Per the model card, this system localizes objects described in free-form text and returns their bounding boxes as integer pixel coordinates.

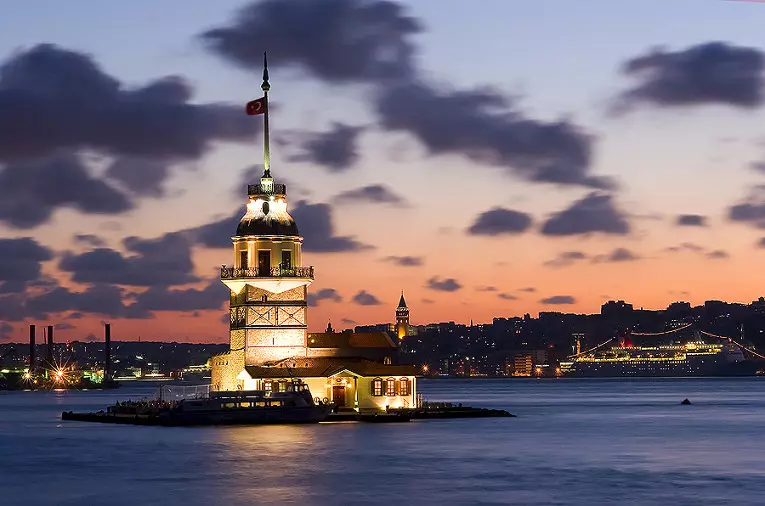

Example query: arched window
[399,378,410,396]
[261,294,268,302]
[371,377,383,396]
[386,377,396,396]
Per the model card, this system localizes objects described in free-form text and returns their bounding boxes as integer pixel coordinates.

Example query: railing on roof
[248,183,286,196]
[220,266,314,280]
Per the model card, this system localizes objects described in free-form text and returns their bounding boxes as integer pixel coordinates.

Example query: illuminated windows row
[371,377,411,397]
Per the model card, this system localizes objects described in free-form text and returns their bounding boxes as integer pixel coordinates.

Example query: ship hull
[161,404,334,426]
[567,358,757,378]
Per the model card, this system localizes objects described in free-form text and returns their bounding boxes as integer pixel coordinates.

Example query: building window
[371,377,383,396]
[239,250,248,269]
[399,378,410,396]
[386,377,396,396]
[263,381,272,392]
[281,250,292,270]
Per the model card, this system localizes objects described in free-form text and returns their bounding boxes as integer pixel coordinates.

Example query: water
[2,378,765,505]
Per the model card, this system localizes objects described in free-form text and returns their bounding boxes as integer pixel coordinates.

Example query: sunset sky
[3,0,765,343]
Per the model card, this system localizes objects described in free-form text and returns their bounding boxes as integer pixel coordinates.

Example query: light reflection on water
[2,378,765,505]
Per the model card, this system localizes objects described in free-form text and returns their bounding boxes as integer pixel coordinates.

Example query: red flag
[246,97,266,115]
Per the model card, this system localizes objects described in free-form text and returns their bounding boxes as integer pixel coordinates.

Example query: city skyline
[3,0,765,343]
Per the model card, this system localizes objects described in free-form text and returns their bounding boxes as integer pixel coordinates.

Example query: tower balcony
[248,183,286,197]
[221,266,314,280]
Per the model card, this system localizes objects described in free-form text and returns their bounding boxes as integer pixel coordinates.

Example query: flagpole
[262,51,271,178]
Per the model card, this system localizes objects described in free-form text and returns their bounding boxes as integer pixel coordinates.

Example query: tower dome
[235,177,299,237]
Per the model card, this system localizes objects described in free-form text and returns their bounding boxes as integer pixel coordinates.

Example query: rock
[681,398,691,405]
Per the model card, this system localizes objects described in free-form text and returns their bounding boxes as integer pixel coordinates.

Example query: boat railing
[155,384,210,401]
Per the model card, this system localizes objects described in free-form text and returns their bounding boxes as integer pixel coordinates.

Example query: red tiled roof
[245,357,418,378]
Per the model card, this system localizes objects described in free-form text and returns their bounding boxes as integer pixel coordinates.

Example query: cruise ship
[563,341,757,377]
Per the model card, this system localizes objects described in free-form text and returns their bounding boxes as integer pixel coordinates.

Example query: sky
[3,0,765,343]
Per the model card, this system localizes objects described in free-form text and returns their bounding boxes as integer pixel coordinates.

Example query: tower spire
[262,51,271,178]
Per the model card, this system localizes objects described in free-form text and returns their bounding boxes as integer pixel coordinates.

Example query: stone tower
[396,291,409,340]
[218,54,314,385]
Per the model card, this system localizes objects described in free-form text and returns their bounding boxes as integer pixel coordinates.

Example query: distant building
[601,300,634,318]
[513,354,533,376]
[396,292,410,340]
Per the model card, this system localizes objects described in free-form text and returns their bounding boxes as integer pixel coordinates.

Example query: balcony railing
[220,266,314,280]
[248,183,286,196]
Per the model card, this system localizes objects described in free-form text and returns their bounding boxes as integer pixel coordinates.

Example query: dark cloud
[0,44,255,161]
[105,157,171,197]
[59,232,197,286]
[130,281,227,312]
[55,322,76,330]
[541,193,630,236]
[377,80,612,189]
[477,286,497,292]
[498,293,517,300]
[73,234,105,247]
[540,295,576,305]
[676,214,708,227]
[544,251,587,268]
[616,42,765,111]
[24,284,147,319]
[67,312,84,320]
[706,250,729,260]
[288,123,364,171]
[352,290,381,306]
[0,322,12,340]
[383,255,423,266]
[426,277,462,292]
[729,190,765,228]
[341,318,356,325]
[200,0,420,84]
[0,238,53,293]
[307,288,342,307]
[665,242,705,253]
[592,248,640,263]
[758,238,765,248]
[292,201,372,252]
[519,287,536,293]
[467,207,532,236]
[186,211,240,249]
[421,298,434,304]
[336,184,405,205]
[752,160,765,174]
[0,155,133,229]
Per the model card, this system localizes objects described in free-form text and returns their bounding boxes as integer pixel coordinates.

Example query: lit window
[263,381,272,392]
[399,378,410,396]
[371,378,383,396]
[386,377,396,396]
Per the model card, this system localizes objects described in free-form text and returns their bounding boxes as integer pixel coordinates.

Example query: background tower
[218,53,313,380]
[396,291,410,340]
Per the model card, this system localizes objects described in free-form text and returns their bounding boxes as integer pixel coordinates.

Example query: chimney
[29,324,36,373]
[46,325,54,368]
[104,323,112,382]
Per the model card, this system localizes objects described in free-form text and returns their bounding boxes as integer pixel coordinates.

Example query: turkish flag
[246,97,266,115]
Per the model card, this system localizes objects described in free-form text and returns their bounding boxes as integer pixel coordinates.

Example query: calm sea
[1,378,765,505]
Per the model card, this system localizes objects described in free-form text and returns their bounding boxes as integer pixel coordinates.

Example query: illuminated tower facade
[213,54,313,390]
[396,292,410,340]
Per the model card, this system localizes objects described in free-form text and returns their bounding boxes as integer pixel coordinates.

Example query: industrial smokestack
[46,325,54,368]
[29,324,36,373]
[104,323,112,382]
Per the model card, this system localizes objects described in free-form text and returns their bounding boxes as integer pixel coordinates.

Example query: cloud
[352,290,381,306]
[376,80,612,189]
[0,154,134,229]
[55,322,76,330]
[540,295,576,305]
[729,189,765,228]
[336,184,405,205]
[421,298,434,304]
[591,247,640,263]
[383,255,423,266]
[307,288,342,307]
[130,280,227,312]
[0,322,12,340]
[426,277,462,292]
[24,284,147,319]
[615,42,765,111]
[292,201,372,252]
[73,234,105,247]
[341,318,357,325]
[467,207,533,236]
[0,44,255,161]
[498,293,517,300]
[758,238,765,248]
[59,232,197,286]
[541,193,630,236]
[519,287,536,293]
[706,249,729,260]
[0,238,53,293]
[288,123,365,171]
[544,251,587,268]
[200,0,420,84]
[105,157,171,197]
[476,286,497,292]
[185,211,241,249]
[665,242,705,253]
[676,214,708,227]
